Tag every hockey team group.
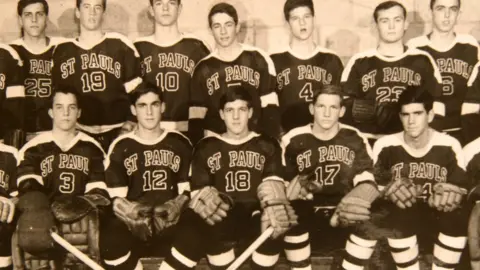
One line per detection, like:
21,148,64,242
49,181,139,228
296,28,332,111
0,0,478,269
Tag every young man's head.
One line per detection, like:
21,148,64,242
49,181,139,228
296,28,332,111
397,87,434,139
149,0,182,27
219,86,253,137
75,0,106,31
17,0,49,38
208,2,239,48
309,85,345,131
430,0,460,34
374,1,408,44
49,88,81,132
284,0,315,41
129,82,164,131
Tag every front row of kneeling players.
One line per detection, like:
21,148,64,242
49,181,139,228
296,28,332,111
0,81,475,269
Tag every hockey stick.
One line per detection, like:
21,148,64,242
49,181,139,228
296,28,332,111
226,227,274,270
50,229,105,270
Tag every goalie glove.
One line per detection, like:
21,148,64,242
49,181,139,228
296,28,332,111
258,180,298,239
330,183,380,227
189,187,232,225
428,183,467,212
384,177,420,209
286,171,323,201
113,197,153,241
0,196,15,223
153,194,189,234
51,193,111,223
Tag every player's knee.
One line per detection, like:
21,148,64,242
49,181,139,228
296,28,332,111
207,248,235,268
284,232,311,262
387,235,419,267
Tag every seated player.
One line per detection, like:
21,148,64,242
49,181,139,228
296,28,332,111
281,85,380,270
100,82,192,270
373,86,469,269
159,86,297,270
13,86,109,259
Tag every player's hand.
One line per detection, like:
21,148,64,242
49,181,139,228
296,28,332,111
0,196,15,223
189,187,232,225
384,177,418,209
286,172,322,201
428,183,467,212
113,197,153,241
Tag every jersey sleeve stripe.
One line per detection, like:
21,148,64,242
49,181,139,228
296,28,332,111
17,174,43,187
409,49,443,83
433,101,446,116
263,176,285,183
107,186,128,199
241,44,277,76
177,182,191,195
372,134,402,164
433,133,466,170
161,121,188,132
461,103,479,115
189,107,207,120
468,62,480,87
0,44,23,65
86,181,107,193
10,191,18,197
463,138,480,167
124,77,143,93
106,32,140,57
6,85,25,98
353,171,375,186
0,144,19,163
260,92,279,107
339,124,374,159
341,50,375,82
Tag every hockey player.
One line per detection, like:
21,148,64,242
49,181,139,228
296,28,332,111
188,2,280,144
271,0,344,134
159,86,297,269
11,0,62,143
52,0,142,151
373,86,469,269
408,0,479,145
100,82,192,270
134,0,210,134
341,1,443,143
282,85,379,270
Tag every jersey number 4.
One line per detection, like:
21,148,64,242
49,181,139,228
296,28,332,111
299,82,314,102
225,170,250,192
143,169,168,191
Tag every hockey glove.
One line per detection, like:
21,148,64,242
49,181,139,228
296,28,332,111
189,187,232,225
153,194,189,234
384,177,420,209
428,182,467,212
113,197,153,241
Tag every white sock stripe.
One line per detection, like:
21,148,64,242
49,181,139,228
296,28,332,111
134,260,143,270
292,266,312,270
207,249,235,267
350,234,377,247
398,261,420,270
432,264,453,270
284,233,309,244
0,256,11,267
388,236,417,248
345,240,375,260
433,244,463,264
172,247,197,268
342,259,364,270
391,244,419,264
285,244,311,262
104,251,131,266
252,252,279,267
438,233,467,249
158,261,175,270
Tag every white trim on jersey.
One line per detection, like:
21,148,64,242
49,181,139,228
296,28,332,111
468,61,480,87
17,174,43,187
124,77,143,93
352,171,375,187
85,181,108,193
10,36,63,55
407,34,480,57
188,106,207,120
6,85,25,98
260,92,279,107
177,182,190,195
270,45,340,60
76,122,124,135
0,256,12,268
134,33,211,51
161,121,188,132
0,143,19,162
339,123,374,159
0,43,23,66
433,101,446,116
241,43,277,76
461,103,479,115
263,176,285,183
107,186,128,199
207,131,261,146
463,137,480,167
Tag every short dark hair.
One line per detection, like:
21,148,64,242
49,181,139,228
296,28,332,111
17,0,49,16
129,82,163,105
283,0,315,21
51,87,81,109
149,0,181,6
397,86,434,113
219,86,253,110
373,1,407,22
430,0,461,9
208,2,238,28
76,0,107,10
311,85,344,106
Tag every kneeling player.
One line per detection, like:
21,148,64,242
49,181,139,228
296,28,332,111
282,85,380,269
159,87,297,269
100,82,192,269
373,86,469,269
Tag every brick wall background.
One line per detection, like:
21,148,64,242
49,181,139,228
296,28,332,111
1,0,479,63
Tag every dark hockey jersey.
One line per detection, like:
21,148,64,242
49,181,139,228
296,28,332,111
373,130,466,201
52,33,142,133
462,138,480,201
16,132,106,199
0,144,18,197
461,61,480,143
105,131,192,203
270,46,344,133
134,34,210,133
188,44,280,143
407,34,480,131
190,132,284,205
10,37,63,133
341,48,443,137
282,124,374,205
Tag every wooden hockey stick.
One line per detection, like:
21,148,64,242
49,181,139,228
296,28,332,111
226,227,274,270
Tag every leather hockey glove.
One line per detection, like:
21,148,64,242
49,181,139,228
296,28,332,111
153,194,189,234
189,186,232,225
0,196,15,223
286,171,323,201
428,182,467,212
113,197,153,241
384,177,420,209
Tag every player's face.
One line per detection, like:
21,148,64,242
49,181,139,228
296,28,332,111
376,6,408,43
76,0,104,31
432,0,460,33
399,103,434,139
288,6,315,41
309,94,345,130
220,100,252,137
131,92,164,130
210,13,239,48
49,93,81,132
19,3,48,38
150,0,181,27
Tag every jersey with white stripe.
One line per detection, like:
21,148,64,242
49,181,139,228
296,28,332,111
282,124,374,206
0,144,18,197
341,48,442,136
52,33,142,131
134,34,210,133
373,130,466,201
16,132,105,199
190,132,283,205
105,131,192,203
463,137,480,200
270,47,344,133
407,34,480,130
